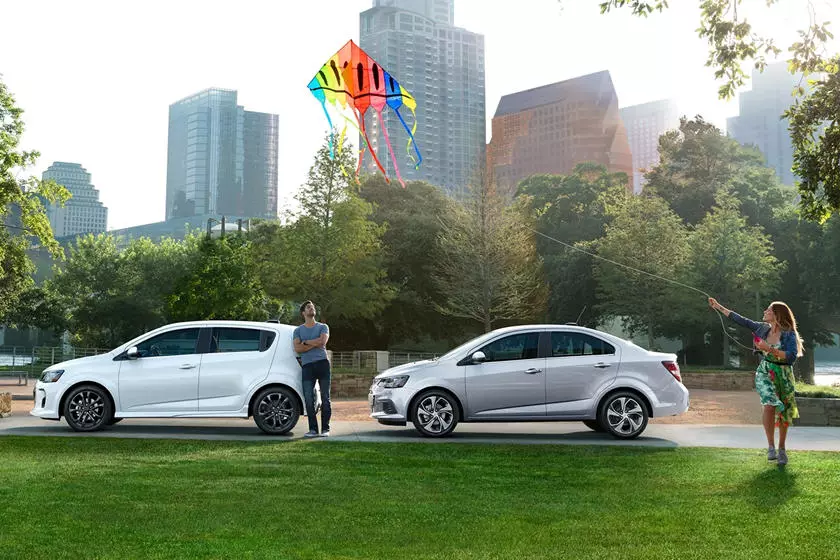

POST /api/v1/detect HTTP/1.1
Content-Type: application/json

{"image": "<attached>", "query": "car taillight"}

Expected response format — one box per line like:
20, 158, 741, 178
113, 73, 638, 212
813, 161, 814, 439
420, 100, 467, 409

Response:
662, 361, 681, 383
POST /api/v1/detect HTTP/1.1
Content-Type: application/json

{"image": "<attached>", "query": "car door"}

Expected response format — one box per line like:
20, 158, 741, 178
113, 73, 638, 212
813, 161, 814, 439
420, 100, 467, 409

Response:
544, 331, 620, 416
197, 327, 277, 412
465, 331, 546, 418
117, 327, 202, 413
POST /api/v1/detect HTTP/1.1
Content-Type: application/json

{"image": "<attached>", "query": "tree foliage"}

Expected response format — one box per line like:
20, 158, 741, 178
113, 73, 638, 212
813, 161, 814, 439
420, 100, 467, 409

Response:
1, 77, 70, 318
434, 176, 547, 333
597, 0, 840, 219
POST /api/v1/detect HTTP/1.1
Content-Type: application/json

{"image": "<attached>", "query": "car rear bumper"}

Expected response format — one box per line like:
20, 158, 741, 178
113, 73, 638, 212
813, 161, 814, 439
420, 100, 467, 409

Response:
652, 382, 690, 417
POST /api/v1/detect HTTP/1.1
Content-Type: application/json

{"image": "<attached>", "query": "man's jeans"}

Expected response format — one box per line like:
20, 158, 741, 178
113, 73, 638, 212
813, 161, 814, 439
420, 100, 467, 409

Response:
302, 358, 331, 433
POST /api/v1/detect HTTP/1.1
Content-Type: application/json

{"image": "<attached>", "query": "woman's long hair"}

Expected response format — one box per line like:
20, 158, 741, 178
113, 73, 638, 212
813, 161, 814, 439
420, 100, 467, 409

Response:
770, 301, 804, 357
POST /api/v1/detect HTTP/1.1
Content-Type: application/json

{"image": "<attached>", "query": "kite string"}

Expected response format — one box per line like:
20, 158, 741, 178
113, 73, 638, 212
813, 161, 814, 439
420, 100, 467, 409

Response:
528, 227, 755, 352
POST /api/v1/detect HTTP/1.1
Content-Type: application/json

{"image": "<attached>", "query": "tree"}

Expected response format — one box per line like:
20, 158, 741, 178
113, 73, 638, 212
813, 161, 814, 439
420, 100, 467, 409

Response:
596, 1, 840, 219
515, 163, 629, 327
646, 117, 792, 227
168, 235, 276, 322
357, 175, 467, 348
47, 234, 139, 348
763, 207, 840, 382
685, 190, 781, 367
434, 175, 547, 333
788, 57, 840, 222
1, 77, 69, 318
594, 193, 690, 349
267, 133, 394, 330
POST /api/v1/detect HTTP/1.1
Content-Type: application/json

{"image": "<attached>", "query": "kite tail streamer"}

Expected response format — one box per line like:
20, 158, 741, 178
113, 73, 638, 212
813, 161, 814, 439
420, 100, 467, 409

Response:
356, 108, 388, 181
378, 111, 405, 187
320, 102, 336, 158
394, 107, 422, 169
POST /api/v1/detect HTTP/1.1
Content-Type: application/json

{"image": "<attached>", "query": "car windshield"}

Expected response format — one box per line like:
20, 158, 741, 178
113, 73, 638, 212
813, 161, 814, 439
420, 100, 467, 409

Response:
437, 331, 500, 361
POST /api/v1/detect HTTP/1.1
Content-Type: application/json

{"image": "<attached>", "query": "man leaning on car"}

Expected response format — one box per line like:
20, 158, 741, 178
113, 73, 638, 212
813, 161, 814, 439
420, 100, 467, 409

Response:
293, 300, 331, 438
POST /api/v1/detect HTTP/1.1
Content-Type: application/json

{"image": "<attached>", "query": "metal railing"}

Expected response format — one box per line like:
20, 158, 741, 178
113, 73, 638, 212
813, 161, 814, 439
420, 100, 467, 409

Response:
388, 352, 439, 367
0, 346, 106, 385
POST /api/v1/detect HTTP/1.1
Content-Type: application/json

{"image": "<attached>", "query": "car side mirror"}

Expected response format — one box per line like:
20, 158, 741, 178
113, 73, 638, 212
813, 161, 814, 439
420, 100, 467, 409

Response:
126, 346, 140, 360
471, 351, 486, 364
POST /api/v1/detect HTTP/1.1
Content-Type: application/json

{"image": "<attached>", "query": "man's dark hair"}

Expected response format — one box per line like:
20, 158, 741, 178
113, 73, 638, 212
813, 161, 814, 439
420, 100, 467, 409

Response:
299, 300, 314, 317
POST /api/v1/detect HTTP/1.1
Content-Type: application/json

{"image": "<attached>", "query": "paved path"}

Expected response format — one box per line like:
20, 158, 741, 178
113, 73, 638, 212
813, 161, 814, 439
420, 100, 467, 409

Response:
2, 415, 840, 451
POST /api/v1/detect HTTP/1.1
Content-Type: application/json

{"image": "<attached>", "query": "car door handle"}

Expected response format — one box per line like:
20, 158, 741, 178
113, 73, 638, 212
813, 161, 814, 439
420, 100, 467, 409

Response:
524, 368, 542, 374
179, 364, 197, 370
593, 362, 612, 369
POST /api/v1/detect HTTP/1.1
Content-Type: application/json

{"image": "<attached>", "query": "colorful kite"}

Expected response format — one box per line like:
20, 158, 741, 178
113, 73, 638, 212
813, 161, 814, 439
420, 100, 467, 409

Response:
307, 40, 422, 187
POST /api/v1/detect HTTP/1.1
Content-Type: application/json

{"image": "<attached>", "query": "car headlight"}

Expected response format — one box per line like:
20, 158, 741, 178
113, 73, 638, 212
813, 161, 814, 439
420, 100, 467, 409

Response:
378, 375, 409, 388
40, 369, 65, 383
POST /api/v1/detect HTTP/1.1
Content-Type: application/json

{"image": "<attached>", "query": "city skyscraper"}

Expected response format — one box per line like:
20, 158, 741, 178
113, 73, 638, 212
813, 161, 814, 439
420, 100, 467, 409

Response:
42, 162, 108, 237
727, 62, 801, 186
487, 71, 633, 192
165, 88, 279, 220
360, 0, 485, 195
620, 99, 680, 193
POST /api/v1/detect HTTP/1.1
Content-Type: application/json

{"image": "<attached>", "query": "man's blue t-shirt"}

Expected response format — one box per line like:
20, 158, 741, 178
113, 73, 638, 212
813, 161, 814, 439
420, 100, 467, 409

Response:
293, 322, 329, 366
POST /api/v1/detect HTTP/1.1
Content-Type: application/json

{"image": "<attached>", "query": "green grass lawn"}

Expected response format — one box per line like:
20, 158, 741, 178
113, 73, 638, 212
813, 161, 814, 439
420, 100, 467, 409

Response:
1, 438, 838, 559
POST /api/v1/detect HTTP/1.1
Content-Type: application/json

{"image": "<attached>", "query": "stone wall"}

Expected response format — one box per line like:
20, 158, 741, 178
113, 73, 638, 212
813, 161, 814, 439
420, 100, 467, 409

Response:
0, 392, 11, 418
794, 397, 840, 427
682, 372, 755, 391
331, 374, 375, 399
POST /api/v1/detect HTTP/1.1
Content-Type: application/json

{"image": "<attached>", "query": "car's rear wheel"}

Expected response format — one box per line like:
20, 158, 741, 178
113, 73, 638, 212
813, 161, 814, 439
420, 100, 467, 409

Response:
63, 385, 112, 432
582, 420, 604, 432
411, 390, 458, 437
253, 387, 300, 435
598, 391, 648, 439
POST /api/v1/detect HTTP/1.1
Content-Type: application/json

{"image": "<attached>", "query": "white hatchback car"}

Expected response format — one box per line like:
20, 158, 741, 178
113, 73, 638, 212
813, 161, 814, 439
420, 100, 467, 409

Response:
31, 321, 312, 434
370, 324, 690, 439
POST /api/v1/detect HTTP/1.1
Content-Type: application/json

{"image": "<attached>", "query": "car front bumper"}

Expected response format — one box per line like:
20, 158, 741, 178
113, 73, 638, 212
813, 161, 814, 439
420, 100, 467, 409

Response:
369, 383, 410, 424
30, 381, 62, 420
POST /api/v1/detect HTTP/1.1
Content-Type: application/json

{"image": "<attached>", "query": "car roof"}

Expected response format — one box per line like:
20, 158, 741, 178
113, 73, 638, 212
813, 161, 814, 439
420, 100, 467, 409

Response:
159, 320, 296, 332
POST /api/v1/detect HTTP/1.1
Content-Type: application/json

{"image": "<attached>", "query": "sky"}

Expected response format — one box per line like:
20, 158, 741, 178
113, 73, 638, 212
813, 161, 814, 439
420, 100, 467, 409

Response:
2, 0, 832, 230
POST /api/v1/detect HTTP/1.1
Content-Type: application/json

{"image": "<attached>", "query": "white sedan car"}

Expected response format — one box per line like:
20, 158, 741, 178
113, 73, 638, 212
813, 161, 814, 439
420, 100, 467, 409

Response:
370, 324, 690, 439
31, 321, 312, 434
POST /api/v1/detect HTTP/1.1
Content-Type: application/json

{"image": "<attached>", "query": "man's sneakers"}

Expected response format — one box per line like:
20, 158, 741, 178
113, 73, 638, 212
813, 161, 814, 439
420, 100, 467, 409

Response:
767, 446, 778, 461
303, 430, 330, 438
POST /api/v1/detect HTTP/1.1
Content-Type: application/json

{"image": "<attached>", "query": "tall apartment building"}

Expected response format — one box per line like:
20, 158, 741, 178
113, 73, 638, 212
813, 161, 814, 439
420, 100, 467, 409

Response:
360, 0, 485, 195
487, 71, 633, 192
166, 88, 279, 220
42, 162, 108, 237
620, 99, 680, 193
727, 62, 801, 186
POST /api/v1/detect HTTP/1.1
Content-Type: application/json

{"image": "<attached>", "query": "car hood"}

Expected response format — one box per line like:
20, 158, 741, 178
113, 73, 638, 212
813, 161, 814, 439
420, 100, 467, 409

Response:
43, 353, 110, 372
375, 360, 437, 378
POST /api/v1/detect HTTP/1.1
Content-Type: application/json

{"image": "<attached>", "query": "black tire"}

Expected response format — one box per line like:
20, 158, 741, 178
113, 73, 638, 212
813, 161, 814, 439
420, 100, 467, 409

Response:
63, 384, 112, 432
597, 391, 649, 439
107, 418, 123, 425
411, 390, 459, 438
253, 387, 300, 435
582, 419, 604, 432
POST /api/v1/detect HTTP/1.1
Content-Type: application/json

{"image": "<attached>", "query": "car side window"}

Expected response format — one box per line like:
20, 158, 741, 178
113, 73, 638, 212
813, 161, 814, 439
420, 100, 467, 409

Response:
479, 332, 541, 362
551, 332, 615, 357
208, 328, 265, 353
135, 328, 201, 358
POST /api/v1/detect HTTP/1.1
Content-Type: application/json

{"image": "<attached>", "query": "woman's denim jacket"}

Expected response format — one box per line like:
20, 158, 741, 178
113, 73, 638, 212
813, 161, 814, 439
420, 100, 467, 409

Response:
728, 312, 799, 366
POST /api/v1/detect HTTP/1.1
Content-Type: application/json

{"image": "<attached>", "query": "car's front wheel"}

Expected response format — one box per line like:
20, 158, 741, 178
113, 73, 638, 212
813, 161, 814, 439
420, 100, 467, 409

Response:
253, 387, 300, 435
598, 391, 649, 439
63, 385, 112, 432
411, 390, 458, 437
